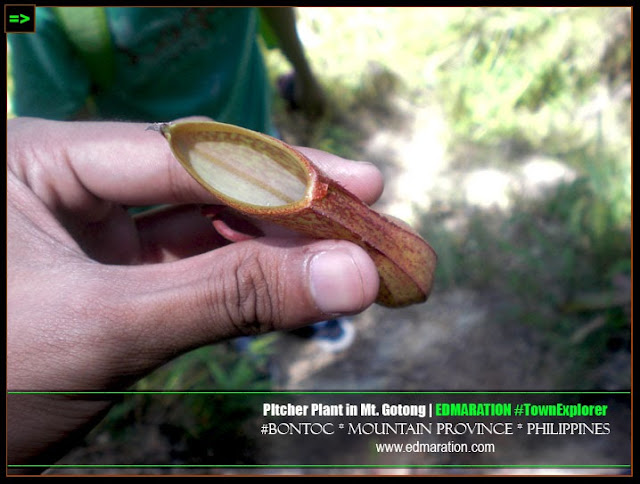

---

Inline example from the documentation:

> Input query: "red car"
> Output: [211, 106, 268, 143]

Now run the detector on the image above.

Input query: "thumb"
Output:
[120, 238, 379, 360]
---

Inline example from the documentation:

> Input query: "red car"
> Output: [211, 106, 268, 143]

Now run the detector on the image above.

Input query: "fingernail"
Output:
[309, 247, 374, 315]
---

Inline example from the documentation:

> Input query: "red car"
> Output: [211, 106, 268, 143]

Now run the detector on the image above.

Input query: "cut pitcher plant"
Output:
[153, 120, 437, 308]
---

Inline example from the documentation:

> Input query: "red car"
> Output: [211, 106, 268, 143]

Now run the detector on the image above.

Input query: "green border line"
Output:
[7, 391, 632, 395]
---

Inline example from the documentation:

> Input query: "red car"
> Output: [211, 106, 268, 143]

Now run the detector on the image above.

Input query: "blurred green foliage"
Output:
[136, 336, 276, 392]
[269, 7, 630, 387]
[411, 8, 629, 387]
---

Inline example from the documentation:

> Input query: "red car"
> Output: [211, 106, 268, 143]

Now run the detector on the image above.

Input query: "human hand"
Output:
[7, 117, 382, 469]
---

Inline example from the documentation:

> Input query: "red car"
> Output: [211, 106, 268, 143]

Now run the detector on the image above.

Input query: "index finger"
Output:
[8, 118, 383, 209]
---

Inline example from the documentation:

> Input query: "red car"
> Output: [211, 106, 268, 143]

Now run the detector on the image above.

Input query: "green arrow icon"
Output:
[9, 13, 31, 24]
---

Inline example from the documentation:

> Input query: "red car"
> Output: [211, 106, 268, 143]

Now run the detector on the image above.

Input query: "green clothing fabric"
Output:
[8, 7, 277, 135]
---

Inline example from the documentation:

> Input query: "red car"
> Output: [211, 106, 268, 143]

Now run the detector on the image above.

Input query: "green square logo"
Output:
[5, 5, 36, 33]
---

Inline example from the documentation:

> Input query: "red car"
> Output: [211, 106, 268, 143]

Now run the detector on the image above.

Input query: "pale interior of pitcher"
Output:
[174, 130, 310, 208]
